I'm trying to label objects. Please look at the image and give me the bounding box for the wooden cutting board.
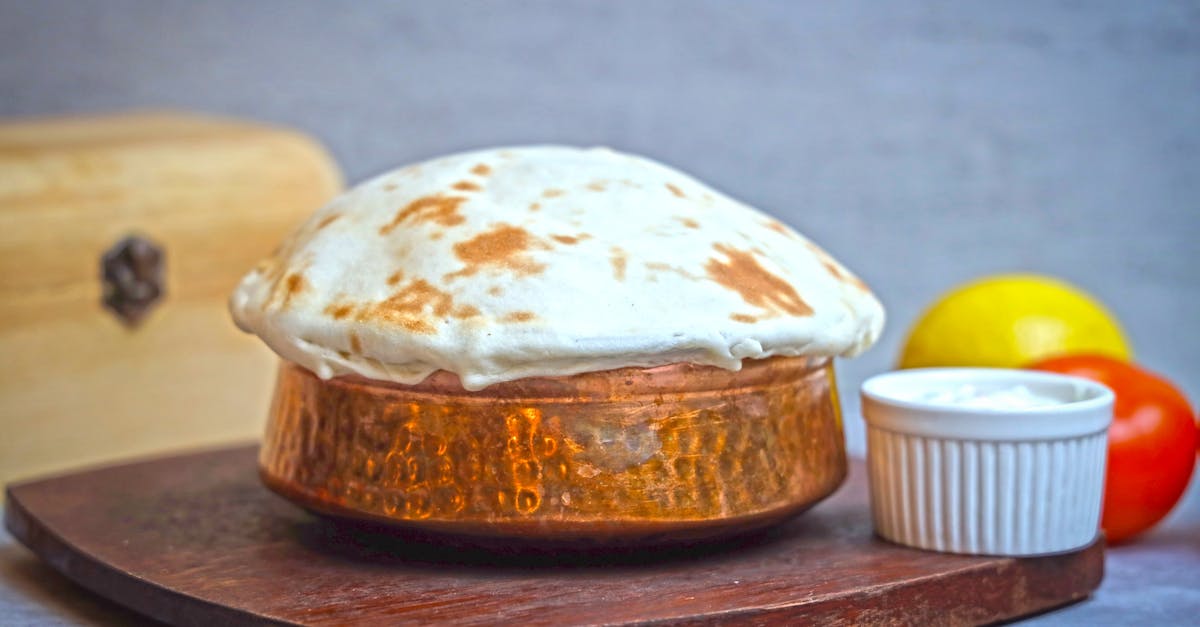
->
[4,445,1103,626]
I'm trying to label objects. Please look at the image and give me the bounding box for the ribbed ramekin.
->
[861,368,1114,556]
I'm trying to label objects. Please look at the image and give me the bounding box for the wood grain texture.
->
[0,111,342,489]
[5,446,1104,626]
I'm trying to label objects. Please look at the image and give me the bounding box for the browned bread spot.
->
[386,271,404,286]
[379,194,467,235]
[276,272,305,308]
[586,180,607,191]
[258,237,303,291]
[542,188,565,198]
[645,262,699,280]
[349,332,362,353]
[452,180,481,192]
[315,213,342,230]
[824,260,869,291]
[503,311,537,323]
[610,247,627,281]
[730,313,757,323]
[665,183,686,198]
[550,234,590,245]
[471,163,491,176]
[677,217,700,229]
[488,285,503,297]
[454,305,482,319]
[706,244,813,317]
[358,278,462,334]
[324,303,355,320]
[448,224,546,279]
[805,241,869,291]
[529,202,541,212]
[765,220,796,238]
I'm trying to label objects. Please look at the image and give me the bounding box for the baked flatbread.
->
[231,146,884,390]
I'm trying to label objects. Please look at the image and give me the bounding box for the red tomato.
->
[1028,354,1197,543]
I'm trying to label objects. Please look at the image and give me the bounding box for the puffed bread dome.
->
[230,146,884,390]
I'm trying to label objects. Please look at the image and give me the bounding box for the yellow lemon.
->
[898,274,1132,369]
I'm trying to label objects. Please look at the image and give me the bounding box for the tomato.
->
[1028,354,1197,543]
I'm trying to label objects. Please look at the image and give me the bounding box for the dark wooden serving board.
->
[4,445,1102,626]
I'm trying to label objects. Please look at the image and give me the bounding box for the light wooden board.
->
[0,111,343,488]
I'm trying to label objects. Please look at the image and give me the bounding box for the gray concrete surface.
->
[2,1,1198,622]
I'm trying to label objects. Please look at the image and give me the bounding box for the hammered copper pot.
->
[259,356,847,544]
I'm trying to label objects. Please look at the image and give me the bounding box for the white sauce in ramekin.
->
[902,384,1063,410]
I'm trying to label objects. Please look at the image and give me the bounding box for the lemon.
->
[899,274,1132,369]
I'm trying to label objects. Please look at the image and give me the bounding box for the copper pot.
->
[259,356,847,544]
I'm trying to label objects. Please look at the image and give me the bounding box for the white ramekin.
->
[860,368,1114,556]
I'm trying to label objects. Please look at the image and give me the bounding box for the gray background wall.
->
[3,0,1198,455]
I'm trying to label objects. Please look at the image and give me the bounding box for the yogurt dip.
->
[902,384,1063,410]
[860,367,1114,556]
